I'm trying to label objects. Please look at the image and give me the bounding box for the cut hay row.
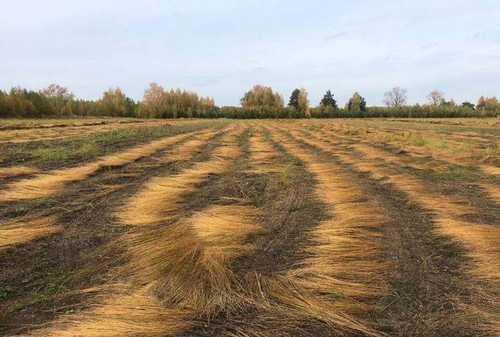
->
[319,128,500,206]
[287,128,500,334]
[481,165,500,177]
[247,128,281,173]
[123,205,261,312]
[0,130,202,203]
[312,127,500,206]
[26,128,267,337]
[29,205,261,337]
[0,165,39,179]
[0,216,60,251]
[0,119,169,144]
[264,130,388,336]
[352,140,500,205]
[322,124,500,178]
[480,184,500,204]
[26,283,191,337]
[117,127,244,227]
[160,129,221,163]
[0,130,222,251]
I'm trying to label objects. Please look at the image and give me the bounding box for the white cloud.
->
[1,0,499,106]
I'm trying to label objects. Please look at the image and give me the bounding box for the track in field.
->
[0,119,498,337]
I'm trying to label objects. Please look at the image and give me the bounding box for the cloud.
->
[1,0,499,106]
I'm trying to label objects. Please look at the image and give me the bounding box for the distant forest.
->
[1,84,498,119]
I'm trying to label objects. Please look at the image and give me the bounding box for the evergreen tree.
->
[320,90,337,109]
[288,89,300,110]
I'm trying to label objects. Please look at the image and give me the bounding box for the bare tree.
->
[40,84,74,100]
[383,87,407,107]
[427,90,445,106]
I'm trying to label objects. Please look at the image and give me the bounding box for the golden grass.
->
[31,204,261,336]
[28,284,191,337]
[0,216,60,250]
[160,129,219,163]
[0,119,168,144]
[266,130,388,336]
[285,127,500,334]
[117,130,243,227]
[123,205,261,313]
[481,165,500,176]
[0,132,195,202]
[27,123,262,336]
[0,165,39,179]
[248,130,280,173]
[481,184,500,204]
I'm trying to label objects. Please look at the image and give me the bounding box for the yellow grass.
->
[268,130,388,336]
[117,130,243,227]
[0,217,60,250]
[0,132,194,202]
[0,119,168,144]
[28,284,191,337]
[481,184,500,204]
[481,165,500,176]
[248,130,280,173]
[161,129,218,163]
[286,127,500,334]
[123,205,261,312]
[32,203,261,336]
[0,165,39,178]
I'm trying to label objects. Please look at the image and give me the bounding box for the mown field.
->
[0,118,499,337]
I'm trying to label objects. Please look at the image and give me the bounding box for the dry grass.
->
[123,205,261,313]
[31,204,261,336]
[0,119,168,144]
[248,129,280,173]
[27,284,191,337]
[0,132,194,202]
[481,165,500,176]
[0,216,60,250]
[0,165,39,179]
[117,129,243,227]
[287,127,500,335]
[480,184,500,204]
[4,120,499,337]
[160,129,219,163]
[267,130,388,337]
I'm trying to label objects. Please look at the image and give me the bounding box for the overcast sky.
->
[1,0,500,106]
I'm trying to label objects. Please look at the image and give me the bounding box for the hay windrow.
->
[0,216,60,250]
[0,166,39,179]
[0,131,195,202]
[287,126,500,335]
[266,130,389,337]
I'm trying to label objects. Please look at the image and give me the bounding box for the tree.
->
[384,87,407,107]
[461,102,475,110]
[427,90,445,106]
[40,84,74,115]
[140,83,167,118]
[241,85,284,117]
[288,88,309,116]
[97,88,136,117]
[298,88,310,116]
[320,90,338,109]
[288,89,300,110]
[347,92,367,112]
[139,83,216,118]
[477,96,500,113]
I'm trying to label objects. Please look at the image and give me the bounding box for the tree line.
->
[0,84,498,119]
[0,83,217,119]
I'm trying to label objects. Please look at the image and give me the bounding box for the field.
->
[0,118,499,337]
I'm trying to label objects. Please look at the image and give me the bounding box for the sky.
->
[1,0,500,106]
